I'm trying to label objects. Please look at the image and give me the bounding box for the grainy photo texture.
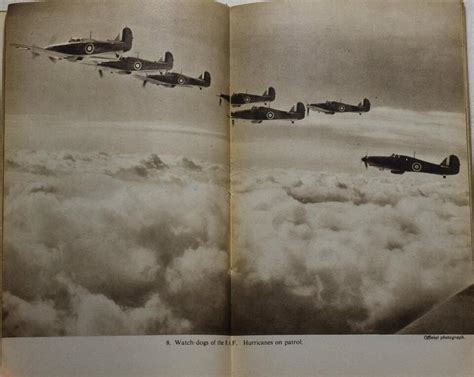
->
[230,0,472,334]
[3,0,230,337]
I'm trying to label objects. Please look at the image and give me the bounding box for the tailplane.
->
[441,155,460,174]
[159,51,174,70]
[263,87,276,101]
[199,71,211,87]
[291,102,306,119]
[121,27,133,52]
[359,98,371,112]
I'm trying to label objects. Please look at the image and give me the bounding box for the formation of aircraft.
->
[219,86,304,125]
[307,98,371,115]
[230,102,305,125]
[218,87,275,106]
[11,28,210,90]
[11,29,459,179]
[361,153,460,177]
[139,71,211,89]
[11,27,133,62]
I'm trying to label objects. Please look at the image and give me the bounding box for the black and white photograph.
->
[2,0,472,341]
[230,0,472,334]
[3,0,230,337]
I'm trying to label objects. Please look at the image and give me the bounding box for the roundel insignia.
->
[133,61,142,71]
[244,96,250,103]
[84,43,95,55]
[178,76,185,85]
[412,162,422,172]
[266,111,275,120]
[338,104,346,112]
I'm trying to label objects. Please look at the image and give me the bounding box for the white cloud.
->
[231,167,471,333]
[3,150,229,336]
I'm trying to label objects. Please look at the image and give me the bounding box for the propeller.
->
[361,152,368,169]
[219,96,222,106]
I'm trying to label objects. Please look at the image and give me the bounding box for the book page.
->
[230,0,472,375]
[2,1,230,376]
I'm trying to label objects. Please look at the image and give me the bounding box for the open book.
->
[1,1,472,376]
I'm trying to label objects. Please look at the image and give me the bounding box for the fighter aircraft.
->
[307,98,371,115]
[138,71,211,89]
[11,27,133,62]
[89,51,173,77]
[218,87,275,106]
[361,153,460,178]
[230,102,305,125]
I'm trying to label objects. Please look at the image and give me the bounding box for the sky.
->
[5,0,229,133]
[230,1,466,113]
[230,1,469,173]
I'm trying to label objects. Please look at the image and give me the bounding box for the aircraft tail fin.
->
[359,98,371,112]
[121,27,133,52]
[199,71,211,87]
[263,86,276,101]
[159,51,174,69]
[441,155,460,174]
[292,102,306,119]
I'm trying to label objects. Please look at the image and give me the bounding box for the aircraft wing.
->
[310,105,335,114]
[79,61,122,71]
[135,74,175,87]
[11,43,72,60]
[136,74,201,88]
[11,43,119,62]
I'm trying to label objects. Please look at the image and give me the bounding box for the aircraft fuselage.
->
[46,40,129,57]
[143,71,211,88]
[361,154,459,177]
[307,99,371,115]
[98,57,172,73]
[231,103,305,123]
[227,93,273,106]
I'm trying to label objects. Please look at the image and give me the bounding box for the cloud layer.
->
[231,168,471,334]
[4,148,471,335]
[3,150,230,336]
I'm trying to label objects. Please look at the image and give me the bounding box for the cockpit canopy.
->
[68,38,83,43]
